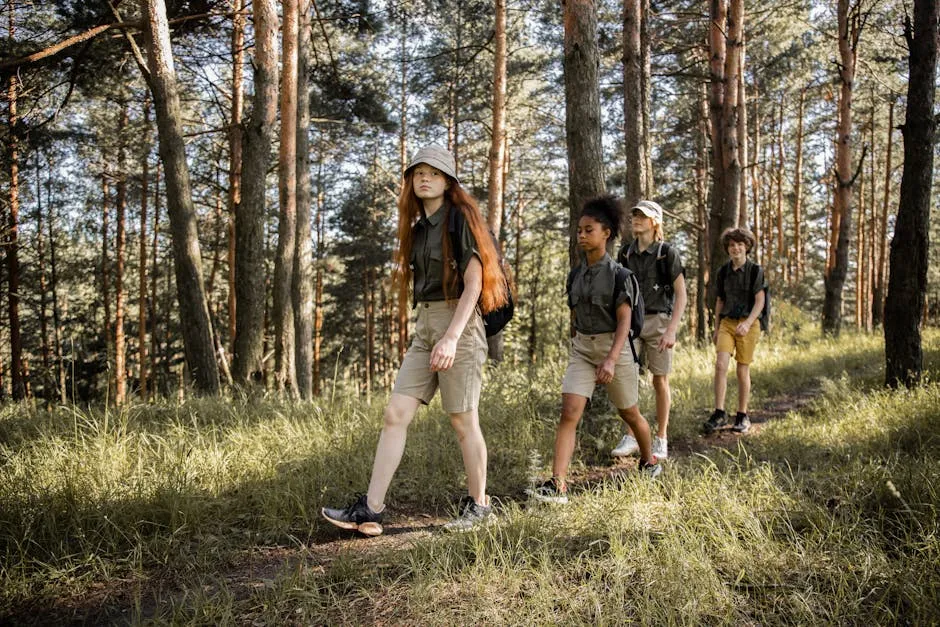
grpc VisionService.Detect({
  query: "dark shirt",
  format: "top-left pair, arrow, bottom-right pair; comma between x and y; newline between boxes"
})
568,254 -> 637,334
411,203 -> 479,303
618,239 -> 684,314
717,259 -> 764,319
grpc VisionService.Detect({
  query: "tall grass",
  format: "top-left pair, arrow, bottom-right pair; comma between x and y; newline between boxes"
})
1,314 -> 938,623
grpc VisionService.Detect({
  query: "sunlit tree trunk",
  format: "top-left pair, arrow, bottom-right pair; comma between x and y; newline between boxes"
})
141,0 -> 220,393
822,0 -> 860,336
623,0 -> 647,211
313,166 -> 324,395
293,0 -> 314,400
114,103 -> 128,406
737,34 -> 748,227
139,98 -> 151,400
488,0 -> 507,236
232,0 -> 277,386
563,0 -> 606,266
5,7 -> 25,400
792,86 -> 806,282
749,87 -> 762,266
273,0 -> 299,395
885,0 -> 937,387
227,0 -> 245,357
151,162 -> 162,394
872,100 -> 894,328
696,83 -> 709,342
34,154 -> 51,399
396,8 -> 409,364
45,159 -> 65,402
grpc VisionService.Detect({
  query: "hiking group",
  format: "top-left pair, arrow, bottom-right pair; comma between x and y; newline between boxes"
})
321,145 -> 769,535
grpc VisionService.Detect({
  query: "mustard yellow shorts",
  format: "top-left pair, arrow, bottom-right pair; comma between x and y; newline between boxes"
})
561,332 -> 639,410
635,312 -> 674,376
392,301 -> 487,414
716,317 -> 760,365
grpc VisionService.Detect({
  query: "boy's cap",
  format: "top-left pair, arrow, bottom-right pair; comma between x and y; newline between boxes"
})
406,144 -> 459,183
632,200 -> 663,224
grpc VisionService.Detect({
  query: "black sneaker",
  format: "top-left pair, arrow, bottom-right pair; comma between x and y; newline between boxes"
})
703,409 -> 727,434
526,477 -> 569,504
443,496 -> 495,532
321,494 -> 384,536
638,458 -> 663,479
732,412 -> 751,433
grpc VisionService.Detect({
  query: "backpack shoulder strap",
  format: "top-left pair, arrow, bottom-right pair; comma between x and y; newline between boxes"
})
447,206 -> 464,262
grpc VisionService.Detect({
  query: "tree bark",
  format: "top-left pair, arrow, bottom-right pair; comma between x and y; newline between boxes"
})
822,0 -> 860,336
140,0 -> 220,393
872,100 -> 894,328
273,0 -> 299,395
622,0 -> 647,211
488,0 -> 508,236
696,83 -> 710,343
115,103 -> 128,405
34,154 -> 51,399
227,0 -> 245,357
563,0 -> 606,267
139,98 -> 151,400
293,0 -> 314,400
232,0 -> 278,386
793,86 -> 806,282
885,0 -> 937,387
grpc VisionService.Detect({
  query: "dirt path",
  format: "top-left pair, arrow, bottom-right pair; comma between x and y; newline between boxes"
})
21,382 -> 823,625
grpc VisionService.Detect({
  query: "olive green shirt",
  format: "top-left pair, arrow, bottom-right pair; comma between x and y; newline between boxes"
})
717,259 -> 764,319
567,254 -> 636,334
618,240 -> 684,314
411,203 -> 480,303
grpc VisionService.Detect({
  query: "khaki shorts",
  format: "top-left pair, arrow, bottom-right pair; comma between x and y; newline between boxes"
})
392,301 -> 487,413
561,332 -> 639,410
716,317 -> 760,365
635,312 -> 674,376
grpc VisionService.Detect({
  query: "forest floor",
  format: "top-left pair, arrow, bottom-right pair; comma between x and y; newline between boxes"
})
38,381 -> 822,626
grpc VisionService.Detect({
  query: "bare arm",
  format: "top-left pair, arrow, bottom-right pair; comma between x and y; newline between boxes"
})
659,273 -> 687,351
596,301 -> 632,384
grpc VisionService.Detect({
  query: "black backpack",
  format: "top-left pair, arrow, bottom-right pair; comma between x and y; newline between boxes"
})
618,240 -> 675,314
718,261 -> 771,332
448,208 -> 514,337
566,263 -> 644,362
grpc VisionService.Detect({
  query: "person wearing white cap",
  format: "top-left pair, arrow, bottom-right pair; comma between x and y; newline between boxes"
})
322,145 -> 511,535
612,200 -> 687,460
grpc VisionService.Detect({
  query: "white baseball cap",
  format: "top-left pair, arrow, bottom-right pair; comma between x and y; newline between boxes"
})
632,200 -> 663,224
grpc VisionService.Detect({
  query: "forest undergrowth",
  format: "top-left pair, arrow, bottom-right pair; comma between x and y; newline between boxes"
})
1,309 -> 938,624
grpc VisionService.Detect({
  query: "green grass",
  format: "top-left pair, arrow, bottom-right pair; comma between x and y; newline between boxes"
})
1,314 -> 939,624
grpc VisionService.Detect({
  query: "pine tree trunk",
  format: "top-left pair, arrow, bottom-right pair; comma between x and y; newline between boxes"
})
696,84 -> 709,343
141,0 -> 220,394
488,0 -> 507,235
5,9 -> 25,400
273,0 -> 298,396
396,8 -> 409,364
35,154 -> 51,400
563,0 -> 606,267
293,0 -> 314,400
622,0 -> 646,210
232,0 -> 278,386
737,35 -> 748,227
749,87 -> 762,266
151,162 -> 161,394
822,0 -> 859,336
46,163 -> 65,402
101,168 -> 112,391
115,104 -> 128,406
313,165 -> 324,396
793,86 -> 806,282
885,0 -> 937,387
872,100 -> 894,328
139,99 -> 151,401
227,0 -> 245,357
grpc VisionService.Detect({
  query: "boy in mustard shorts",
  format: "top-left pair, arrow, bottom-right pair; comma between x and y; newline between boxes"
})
703,227 -> 766,435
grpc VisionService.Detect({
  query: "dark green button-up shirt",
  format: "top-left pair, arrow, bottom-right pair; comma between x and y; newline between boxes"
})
411,203 -> 479,303
618,239 -> 684,314
717,259 -> 764,319
567,254 -> 637,334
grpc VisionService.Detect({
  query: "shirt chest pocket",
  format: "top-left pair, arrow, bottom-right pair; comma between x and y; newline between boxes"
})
591,293 -> 611,310
425,248 -> 443,281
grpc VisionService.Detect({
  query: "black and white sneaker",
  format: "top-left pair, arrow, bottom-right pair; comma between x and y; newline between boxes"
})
321,494 -> 384,536
703,409 -> 727,434
443,496 -> 495,532
526,477 -> 569,504
732,412 -> 751,433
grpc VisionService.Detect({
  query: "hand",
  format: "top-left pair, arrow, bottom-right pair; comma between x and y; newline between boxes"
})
735,320 -> 751,337
595,358 -> 616,385
430,335 -> 458,372
657,328 -> 677,352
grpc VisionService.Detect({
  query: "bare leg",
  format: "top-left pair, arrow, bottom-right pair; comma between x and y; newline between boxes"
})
366,393 -> 422,511
714,352 -> 731,411
551,393 -> 588,482
736,362 -> 751,414
618,405 -> 654,463
449,408 -> 488,505
652,374 -> 670,438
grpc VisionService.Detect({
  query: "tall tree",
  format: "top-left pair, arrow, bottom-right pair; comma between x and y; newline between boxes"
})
822,0 -> 862,336
227,0 -> 246,356
273,0 -> 299,395
487,0 -> 508,237
872,99 -> 894,328
5,5 -> 25,400
140,0 -> 220,393
114,103 -> 129,405
139,98 -> 151,401
293,0 -> 314,400
884,0 -> 937,388
622,0 -> 649,210
232,0 -> 278,386
563,0 -> 606,266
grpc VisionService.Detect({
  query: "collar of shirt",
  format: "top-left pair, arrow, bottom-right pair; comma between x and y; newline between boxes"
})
420,204 -> 447,228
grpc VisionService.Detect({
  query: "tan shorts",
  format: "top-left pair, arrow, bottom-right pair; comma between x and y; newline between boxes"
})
716,317 -> 760,365
635,312 -> 674,376
561,332 -> 639,410
392,301 -> 487,413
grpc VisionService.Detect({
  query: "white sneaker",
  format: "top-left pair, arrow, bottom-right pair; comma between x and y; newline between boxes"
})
612,435 -> 639,457
652,436 -> 668,459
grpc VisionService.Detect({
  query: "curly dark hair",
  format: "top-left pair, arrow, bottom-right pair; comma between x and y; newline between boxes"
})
720,227 -> 756,253
580,195 -> 624,240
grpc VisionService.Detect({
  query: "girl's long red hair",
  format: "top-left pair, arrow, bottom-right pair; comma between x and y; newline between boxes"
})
395,171 -> 511,315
